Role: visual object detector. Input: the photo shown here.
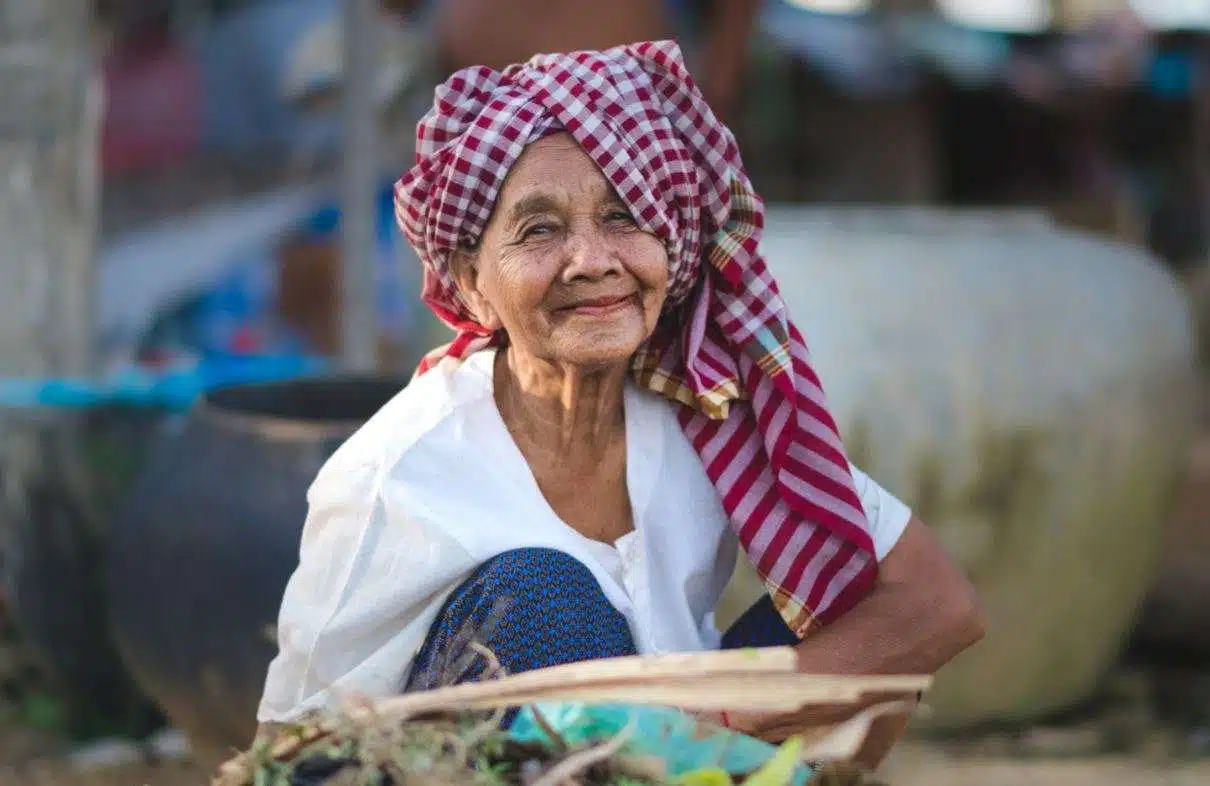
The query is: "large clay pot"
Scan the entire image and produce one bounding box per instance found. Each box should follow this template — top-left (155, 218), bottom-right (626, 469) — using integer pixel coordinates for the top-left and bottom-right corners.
top-left (0, 404), bottom-right (167, 738)
top-left (1126, 264), bottom-right (1210, 657)
top-left (716, 208), bottom-right (1200, 729)
top-left (105, 375), bottom-right (405, 762)
top-left (1142, 265), bottom-right (1210, 658)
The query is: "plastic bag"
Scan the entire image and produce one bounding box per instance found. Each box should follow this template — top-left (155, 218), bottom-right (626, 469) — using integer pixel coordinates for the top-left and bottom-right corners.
top-left (508, 702), bottom-right (816, 785)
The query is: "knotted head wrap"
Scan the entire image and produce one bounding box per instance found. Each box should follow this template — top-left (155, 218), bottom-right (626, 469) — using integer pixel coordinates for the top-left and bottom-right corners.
top-left (395, 40), bottom-right (876, 633)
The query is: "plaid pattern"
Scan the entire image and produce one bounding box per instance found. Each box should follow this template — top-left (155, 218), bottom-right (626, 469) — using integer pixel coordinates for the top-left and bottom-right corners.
top-left (394, 40), bottom-right (876, 633)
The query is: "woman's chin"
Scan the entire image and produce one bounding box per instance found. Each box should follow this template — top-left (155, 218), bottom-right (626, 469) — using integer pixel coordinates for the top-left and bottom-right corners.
top-left (545, 318), bottom-right (651, 369)
top-left (554, 346), bottom-right (640, 369)
top-left (549, 333), bottom-right (646, 369)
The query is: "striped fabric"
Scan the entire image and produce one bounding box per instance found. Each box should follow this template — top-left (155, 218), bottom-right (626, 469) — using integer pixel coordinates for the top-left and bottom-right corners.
top-left (394, 40), bottom-right (876, 633)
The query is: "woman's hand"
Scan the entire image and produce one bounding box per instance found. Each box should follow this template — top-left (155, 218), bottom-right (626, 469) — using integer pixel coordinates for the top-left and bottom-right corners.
top-left (692, 690), bottom-right (917, 747)
top-left (716, 697), bottom-right (909, 739)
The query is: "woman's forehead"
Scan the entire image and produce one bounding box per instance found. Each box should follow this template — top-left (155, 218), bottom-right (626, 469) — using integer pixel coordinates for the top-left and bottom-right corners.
top-left (498, 134), bottom-right (616, 206)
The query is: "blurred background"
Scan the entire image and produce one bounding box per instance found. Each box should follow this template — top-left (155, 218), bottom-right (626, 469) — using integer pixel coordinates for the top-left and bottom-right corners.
top-left (2, 0), bottom-right (1210, 784)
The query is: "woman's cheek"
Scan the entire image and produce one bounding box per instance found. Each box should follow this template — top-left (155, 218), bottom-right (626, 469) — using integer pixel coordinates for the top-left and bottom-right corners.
top-left (503, 258), bottom-right (559, 316)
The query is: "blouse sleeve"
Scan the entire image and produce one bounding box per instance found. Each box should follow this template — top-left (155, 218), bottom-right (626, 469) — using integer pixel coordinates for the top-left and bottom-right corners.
top-left (257, 455), bottom-right (477, 723)
top-left (848, 463), bottom-right (913, 562)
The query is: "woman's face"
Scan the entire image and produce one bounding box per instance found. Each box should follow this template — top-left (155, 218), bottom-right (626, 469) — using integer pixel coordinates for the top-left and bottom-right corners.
top-left (452, 133), bottom-right (669, 369)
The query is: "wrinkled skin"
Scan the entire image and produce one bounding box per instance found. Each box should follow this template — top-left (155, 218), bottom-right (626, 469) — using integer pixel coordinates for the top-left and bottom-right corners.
top-left (453, 134), bottom-right (670, 371)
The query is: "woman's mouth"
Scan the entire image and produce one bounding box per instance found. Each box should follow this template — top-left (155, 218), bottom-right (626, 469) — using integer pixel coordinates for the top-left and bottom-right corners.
top-left (560, 294), bottom-right (633, 317)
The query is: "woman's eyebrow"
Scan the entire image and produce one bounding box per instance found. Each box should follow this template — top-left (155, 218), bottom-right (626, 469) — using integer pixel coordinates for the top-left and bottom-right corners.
top-left (600, 191), bottom-right (629, 210)
top-left (505, 194), bottom-right (562, 228)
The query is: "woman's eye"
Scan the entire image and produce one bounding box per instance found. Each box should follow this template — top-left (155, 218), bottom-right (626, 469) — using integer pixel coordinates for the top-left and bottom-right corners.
top-left (520, 223), bottom-right (556, 240)
top-left (606, 210), bottom-right (635, 224)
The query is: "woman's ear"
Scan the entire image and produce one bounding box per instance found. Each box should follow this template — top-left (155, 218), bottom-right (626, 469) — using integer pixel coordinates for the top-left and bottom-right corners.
top-left (450, 247), bottom-right (502, 331)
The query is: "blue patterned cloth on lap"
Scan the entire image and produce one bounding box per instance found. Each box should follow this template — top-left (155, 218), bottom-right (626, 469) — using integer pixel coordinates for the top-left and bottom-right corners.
top-left (404, 546), bottom-right (796, 695)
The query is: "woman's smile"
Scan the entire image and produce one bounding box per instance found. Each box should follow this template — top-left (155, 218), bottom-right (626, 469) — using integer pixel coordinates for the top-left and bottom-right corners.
top-left (555, 293), bottom-right (637, 318)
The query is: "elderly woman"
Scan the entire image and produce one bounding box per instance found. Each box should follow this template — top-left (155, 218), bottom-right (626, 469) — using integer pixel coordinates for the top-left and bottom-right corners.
top-left (257, 41), bottom-right (983, 767)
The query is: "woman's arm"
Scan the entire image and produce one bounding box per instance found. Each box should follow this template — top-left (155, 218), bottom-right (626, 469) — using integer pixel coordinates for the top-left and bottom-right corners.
top-left (730, 518), bottom-right (984, 768)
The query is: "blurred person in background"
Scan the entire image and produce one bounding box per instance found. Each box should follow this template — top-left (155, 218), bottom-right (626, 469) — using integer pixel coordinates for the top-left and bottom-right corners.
top-left (380, 0), bottom-right (759, 122)
top-left (199, 0), bottom-right (347, 167)
top-left (96, 0), bottom-right (202, 177)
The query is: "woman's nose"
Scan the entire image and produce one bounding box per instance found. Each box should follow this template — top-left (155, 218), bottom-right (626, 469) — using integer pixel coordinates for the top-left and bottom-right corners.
top-left (562, 229), bottom-right (621, 281)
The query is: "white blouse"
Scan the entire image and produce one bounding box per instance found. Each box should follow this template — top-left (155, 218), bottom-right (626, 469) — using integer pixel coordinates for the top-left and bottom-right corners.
top-left (257, 348), bottom-right (913, 723)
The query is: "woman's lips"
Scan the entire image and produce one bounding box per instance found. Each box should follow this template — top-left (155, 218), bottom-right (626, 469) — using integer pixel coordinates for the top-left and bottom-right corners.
top-left (560, 294), bottom-right (633, 317)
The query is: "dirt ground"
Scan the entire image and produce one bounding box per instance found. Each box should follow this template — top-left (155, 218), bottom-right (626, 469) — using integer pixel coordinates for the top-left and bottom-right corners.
top-left (1, 744), bottom-right (1208, 786)
top-left (884, 744), bottom-right (1210, 786)
top-left (0, 727), bottom-right (1207, 786)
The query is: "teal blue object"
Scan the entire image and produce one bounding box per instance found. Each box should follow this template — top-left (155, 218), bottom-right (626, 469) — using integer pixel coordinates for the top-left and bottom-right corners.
top-left (509, 703), bottom-right (816, 785)
top-left (1148, 52), bottom-right (1197, 98)
top-left (0, 354), bottom-right (331, 413)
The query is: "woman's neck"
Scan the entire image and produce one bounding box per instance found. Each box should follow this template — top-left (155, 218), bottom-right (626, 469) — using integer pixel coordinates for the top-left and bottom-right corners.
top-left (493, 347), bottom-right (628, 457)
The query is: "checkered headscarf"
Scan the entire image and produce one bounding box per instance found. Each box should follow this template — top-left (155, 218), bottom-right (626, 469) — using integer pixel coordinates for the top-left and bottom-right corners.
top-left (395, 40), bottom-right (877, 633)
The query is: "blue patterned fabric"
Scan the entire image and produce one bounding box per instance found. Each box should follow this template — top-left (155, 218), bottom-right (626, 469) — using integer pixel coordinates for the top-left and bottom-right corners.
top-left (404, 547), bottom-right (796, 694)
top-left (720, 594), bottom-right (799, 650)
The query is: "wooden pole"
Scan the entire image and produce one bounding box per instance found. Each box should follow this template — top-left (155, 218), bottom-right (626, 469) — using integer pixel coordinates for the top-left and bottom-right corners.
top-left (340, 0), bottom-right (381, 372)
top-left (0, 0), bottom-right (98, 378)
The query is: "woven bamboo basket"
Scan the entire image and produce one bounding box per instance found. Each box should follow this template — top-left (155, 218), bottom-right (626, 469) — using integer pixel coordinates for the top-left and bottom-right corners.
top-left (214, 648), bottom-right (930, 786)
